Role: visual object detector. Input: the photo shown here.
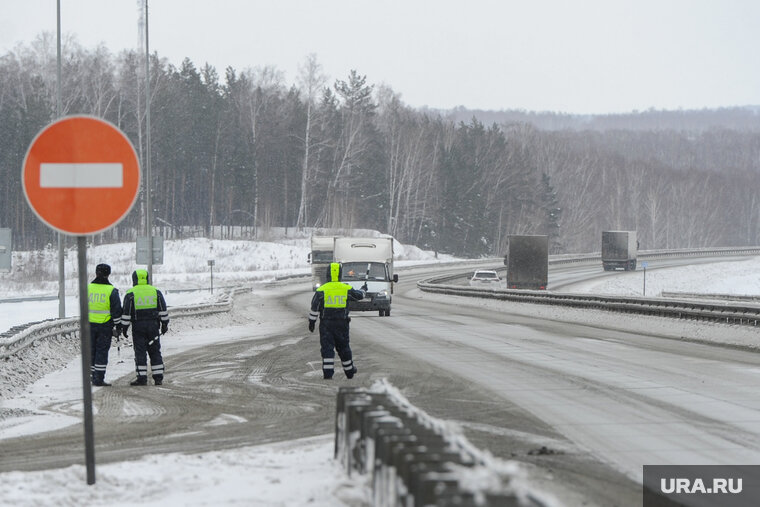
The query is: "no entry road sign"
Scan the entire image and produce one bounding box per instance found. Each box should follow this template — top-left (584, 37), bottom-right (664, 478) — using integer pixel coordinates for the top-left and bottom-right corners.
top-left (22, 115), bottom-right (141, 235)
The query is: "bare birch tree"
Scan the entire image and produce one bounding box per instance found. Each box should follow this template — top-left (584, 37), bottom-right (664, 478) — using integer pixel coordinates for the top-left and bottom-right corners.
top-left (295, 53), bottom-right (327, 228)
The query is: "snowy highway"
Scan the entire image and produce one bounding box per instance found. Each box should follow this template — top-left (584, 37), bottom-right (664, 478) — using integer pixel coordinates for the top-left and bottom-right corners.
top-left (3, 253), bottom-right (760, 506)
top-left (380, 267), bottom-right (760, 505)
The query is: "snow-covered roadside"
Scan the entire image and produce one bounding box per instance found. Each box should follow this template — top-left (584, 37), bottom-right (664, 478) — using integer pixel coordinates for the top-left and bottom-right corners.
top-left (414, 256), bottom-right (760, 351)
top-left (542, 255), bottom-right (760, 349)
top-left (567, 255), bottom-right (760, 298)
top-left (417, 287), bottom-right (760, 351)
top-left (0, 434), bottom-right (369, 507)
top-left (0, 286), bottom-right (375, 507)
top-left (0, 286), bottom-right (291, 415)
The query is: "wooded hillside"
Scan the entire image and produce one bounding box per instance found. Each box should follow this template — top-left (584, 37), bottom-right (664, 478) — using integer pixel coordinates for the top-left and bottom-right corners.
top-left (2, 37), bottom-right (759, 256)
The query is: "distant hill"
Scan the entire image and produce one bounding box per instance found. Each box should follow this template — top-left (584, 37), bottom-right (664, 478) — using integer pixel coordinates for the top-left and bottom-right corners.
top-left (434, 105), bottom-right (760, 132)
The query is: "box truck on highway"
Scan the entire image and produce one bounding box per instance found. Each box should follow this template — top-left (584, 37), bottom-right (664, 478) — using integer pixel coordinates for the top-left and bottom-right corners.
top-left (307, 235), bottom-right (337, 290)
top-left (333, 236), bottom-right (398, 316)
top-left (601, 230), bottom-right (637, 271)
top-left (505, 235), bottom-right (548, 290)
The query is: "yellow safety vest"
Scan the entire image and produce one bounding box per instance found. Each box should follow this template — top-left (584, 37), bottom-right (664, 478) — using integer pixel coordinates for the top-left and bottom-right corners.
top-left (318, 282), bottom-right (350, 308)
top-left (127, 284), bottom-right (158, 310)
top-left (88, 283), bottom-right (114, 324)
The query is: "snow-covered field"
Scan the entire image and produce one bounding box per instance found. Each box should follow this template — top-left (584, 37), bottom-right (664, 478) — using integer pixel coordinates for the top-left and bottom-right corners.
top-left (2, 237), bottom-right (759, 506)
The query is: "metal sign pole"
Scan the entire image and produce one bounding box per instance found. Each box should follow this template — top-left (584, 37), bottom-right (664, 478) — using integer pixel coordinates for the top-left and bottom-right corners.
top-left (642, 261), bottom-right (648, 296)
top-left (56, 0), bottom-right (65, 319)
top-left (144, 0), bottom-right (153, 283)
top-left (77, 236), bottom-right (96, 484)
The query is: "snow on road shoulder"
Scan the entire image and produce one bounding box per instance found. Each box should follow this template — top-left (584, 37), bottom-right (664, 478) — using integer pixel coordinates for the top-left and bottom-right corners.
top-left (568, 256), bottom-right (760, 297)
top-left (0, 434), bottom-right (370, 507)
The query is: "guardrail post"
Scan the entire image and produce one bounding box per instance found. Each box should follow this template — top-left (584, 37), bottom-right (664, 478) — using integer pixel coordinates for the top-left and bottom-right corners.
top-left (335, 384), bottom-right (550, 506)
top-left (335, 387), bottom-right (365, 460)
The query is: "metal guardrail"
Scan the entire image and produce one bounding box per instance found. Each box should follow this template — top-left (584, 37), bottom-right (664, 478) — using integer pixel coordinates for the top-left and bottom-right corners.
top-left (661, 291), bottom-right (760, 303)
top-left (0, 288), bottom-right (248, 360)
top-left (511, 246), bottom-right (760, 267)
top-left (418, 247), bottom-right (760, 327)
top-left (335, 382), bottom-right (551, 506)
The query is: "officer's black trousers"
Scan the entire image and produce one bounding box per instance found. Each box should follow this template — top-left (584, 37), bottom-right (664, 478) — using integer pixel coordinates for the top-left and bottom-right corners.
top-left (319, 318), bottom-right (354, 378)
top-left (132, 320), bottom-right (165, 381)
top-left (90, 323), bottom-right (113, 382)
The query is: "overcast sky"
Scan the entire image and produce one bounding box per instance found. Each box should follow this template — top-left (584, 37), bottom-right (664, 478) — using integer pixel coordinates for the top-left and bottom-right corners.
top-left (2, 0), bottom-right (759, 114)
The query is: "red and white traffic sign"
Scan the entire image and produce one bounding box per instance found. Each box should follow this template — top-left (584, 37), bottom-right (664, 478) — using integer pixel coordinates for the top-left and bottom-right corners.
top-left (22, 115), bottom-right (141, 235)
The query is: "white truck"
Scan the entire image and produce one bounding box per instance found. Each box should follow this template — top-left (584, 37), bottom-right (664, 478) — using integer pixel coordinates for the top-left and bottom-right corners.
top-left (333, 236), bottom-right (398, 316)
top-left (307, 235), bottom-right (337, 290)
top-left (601, 230), bottom-right (638, 271)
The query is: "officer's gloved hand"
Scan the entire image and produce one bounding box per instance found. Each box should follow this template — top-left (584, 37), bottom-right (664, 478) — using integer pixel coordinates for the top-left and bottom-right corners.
top-left (161, 322), bottom-right (169, 335)
top-left (112, 326), bottom-right (121, 338)
top-left (123, 326), bottom-right (129, 338)
top-left (308, 320), bottom-right (315, 333)
top-left (361, 282), bottom-right (368, 292)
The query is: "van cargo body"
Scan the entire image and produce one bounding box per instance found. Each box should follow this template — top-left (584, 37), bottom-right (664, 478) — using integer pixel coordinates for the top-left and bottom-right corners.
top-left (601, 231), bottom-right (637, 271)
top-left (506, 235), bottom-right (548, 290)
top-left (308, 235), bottom-right (337, 290)
top-left (333, 236), bottom-right (397, 316)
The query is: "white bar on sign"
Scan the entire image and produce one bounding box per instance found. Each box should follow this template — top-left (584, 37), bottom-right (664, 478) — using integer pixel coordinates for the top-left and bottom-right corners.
top-left (40, 163), bottom-right (123, 188)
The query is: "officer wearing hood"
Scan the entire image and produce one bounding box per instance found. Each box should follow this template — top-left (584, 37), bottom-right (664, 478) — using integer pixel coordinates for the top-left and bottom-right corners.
top-left (121, 269), bottom-right (169, 385)
top-left (308, 262), bottom-right (366, 379)
top-left (87, 263), bottom-right (122, 386)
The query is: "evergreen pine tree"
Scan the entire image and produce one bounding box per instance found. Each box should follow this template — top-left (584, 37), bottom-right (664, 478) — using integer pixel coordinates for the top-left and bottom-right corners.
top-left (541, 173), bottom-right (563, 253)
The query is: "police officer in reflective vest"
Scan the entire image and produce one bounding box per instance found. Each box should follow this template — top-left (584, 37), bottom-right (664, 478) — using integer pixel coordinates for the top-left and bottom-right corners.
top-left (308, 262), bottom-right (366, 379)
top-left (121, 269), bottom-right (169, 386)
top-left (87, 263), bottom-right (122, 386)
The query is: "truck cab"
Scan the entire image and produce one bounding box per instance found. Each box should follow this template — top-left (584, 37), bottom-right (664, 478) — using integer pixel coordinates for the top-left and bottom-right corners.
top-left (308, 235), bottom-right (336, 290)
top-left (333, 237), bottom-right (398, 316)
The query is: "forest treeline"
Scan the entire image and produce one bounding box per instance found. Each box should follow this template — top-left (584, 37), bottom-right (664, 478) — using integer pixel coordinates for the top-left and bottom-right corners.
top-left (2, 35), bottom-right (760, 256)
top-left (445, 105), bottom-right (760, 132)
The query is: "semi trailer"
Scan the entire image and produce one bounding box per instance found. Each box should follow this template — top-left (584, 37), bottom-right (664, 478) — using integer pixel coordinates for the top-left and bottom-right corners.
top-left (505, 235), bottom-right (548, 290)
top-left (601, 230), bottom-right (637, 271)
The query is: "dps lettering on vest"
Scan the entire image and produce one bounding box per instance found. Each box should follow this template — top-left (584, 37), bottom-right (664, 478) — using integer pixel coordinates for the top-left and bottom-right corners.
top-left (325, 294), bottom-right (346, 307)
top-left (88, 293), bottom-right (108, 304)
top-left (88, 283), bottom-right (115, 324)
top-left (136, 295), bottom-right (157, 308)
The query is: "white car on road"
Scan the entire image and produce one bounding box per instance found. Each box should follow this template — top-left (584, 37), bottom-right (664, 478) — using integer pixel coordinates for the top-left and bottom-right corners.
top-left (469, 269), bottom-right (501, 287)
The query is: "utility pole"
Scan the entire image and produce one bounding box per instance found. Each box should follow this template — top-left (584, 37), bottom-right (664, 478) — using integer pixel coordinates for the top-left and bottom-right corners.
top-left (144, 0), bottom-right (153, 281)
top-left (56, 0), bottom-right (65, 318)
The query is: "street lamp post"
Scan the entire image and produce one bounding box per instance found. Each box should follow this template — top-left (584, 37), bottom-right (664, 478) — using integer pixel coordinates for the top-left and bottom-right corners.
top-left (144, 0), bottom-right (153, 282)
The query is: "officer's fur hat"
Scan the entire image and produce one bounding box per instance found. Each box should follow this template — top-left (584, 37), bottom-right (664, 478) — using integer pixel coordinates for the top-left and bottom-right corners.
top-left (95, 263), bottom-right (111, 277)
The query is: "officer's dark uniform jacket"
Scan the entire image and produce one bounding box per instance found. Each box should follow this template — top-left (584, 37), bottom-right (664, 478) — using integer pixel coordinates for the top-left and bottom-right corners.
top-left (122, 269), bottom-right (169, 383)
top-left (309, 263), bottom-right (365, 379)
top-left (88, 273), bottom-right (122, 383)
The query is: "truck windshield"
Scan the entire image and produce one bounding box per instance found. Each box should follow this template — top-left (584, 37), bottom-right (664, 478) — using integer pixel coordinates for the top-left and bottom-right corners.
top-left (341, 262), bottom-right (387, 281)
top-left (311, 251), bottom-right (333, 263)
